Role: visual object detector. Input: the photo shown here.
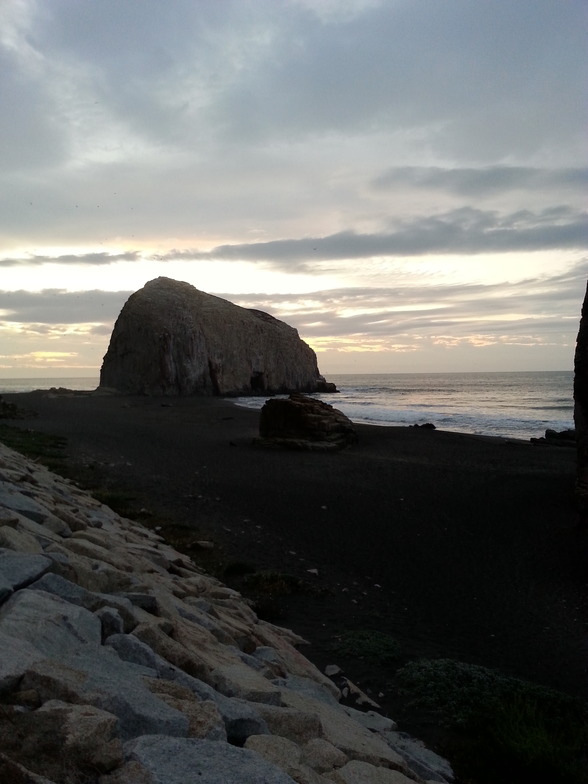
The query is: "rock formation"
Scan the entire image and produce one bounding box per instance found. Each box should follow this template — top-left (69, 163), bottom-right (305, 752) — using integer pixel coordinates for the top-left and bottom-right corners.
top-left (0, 441), bottom-right (454, 783)
top-left (258, 394), bottom-right (358, 451)
top-left (99, 278), bottom-right (335, 397)
top-left (574, 281), bottom-right (588, 517)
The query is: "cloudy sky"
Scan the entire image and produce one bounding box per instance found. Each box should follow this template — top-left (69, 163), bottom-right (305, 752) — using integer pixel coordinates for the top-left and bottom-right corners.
top-left (1, 0), bottom-right (586, 378)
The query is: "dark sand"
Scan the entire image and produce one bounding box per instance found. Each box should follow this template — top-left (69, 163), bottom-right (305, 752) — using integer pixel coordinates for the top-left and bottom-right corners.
top-left (3, 391), bottom-right (588, 719)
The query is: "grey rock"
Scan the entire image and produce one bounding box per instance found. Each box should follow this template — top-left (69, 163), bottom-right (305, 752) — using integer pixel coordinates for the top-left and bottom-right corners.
top-left (0, 630), bottom-right (44, 693)
top-left (302, 738), bottom-right (349, 773)
top-left (272, 674), bottom-right (341, 707)
top-left (8, 513), bottom-right (70, 545)
top-left (0, 484), bottom-right (51, 523)
top-left (175, 603), bottom-right (227, 636)
top-left (116, 735), bottom-right (297, 783)
top-left (0, 525), bottom-right (43, 553)
top-left (105, 633), bottom-right (269, 744)
top-left (0, 588), bottom-right (102, 654)
top-left (210, 662), bottom-right (282, 705)
top-left (116, 591), bottom-right (159, 614)
top-left (23, 646), bottom-right (189, 740)
top-left (0, 550), bottom-right (51, 593)
top-left (0, 573), bottom-right (12, 603)
top-left (29, 571), bottom-right (94, 605)
top-left (0, 755), bottom-right (58, 784)
top-left (255, 704), bottom-right (323, 745)
top-left (252, 646), bottom-right (283, 666)
top-left (383, 731), bottom-right (454, 783)
top-left (244, 735), bottom-right (325, 784)
top-left (96, 606), bottom-right (125, 638)
top-left (326, 759), bottom-right (415, 783)
top-left (99, 277), bottom-right (331, 396)
top-left (34, 700), bottom-right (124, 773)
top-left (343, 706), bottom-right (397, 733)
top-left (30, 572), bottom-right (138, 631)
top-left (106, 632), bottom-right (180, 680)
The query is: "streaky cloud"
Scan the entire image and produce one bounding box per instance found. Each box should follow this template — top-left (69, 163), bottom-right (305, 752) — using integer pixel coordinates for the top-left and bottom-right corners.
top-left (372, 166), bottom-right (588, 196)
top-left (160, 207), bottom-right (588, 268)
top-left (0, 289), bottom-right (129, 323)
top-left (0, 251), bottom-right (140, 267)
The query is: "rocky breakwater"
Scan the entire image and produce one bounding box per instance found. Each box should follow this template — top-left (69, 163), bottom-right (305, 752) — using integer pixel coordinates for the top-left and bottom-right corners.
top-left (99, 277), bottom-right (337, 397)
top-left (0, 440), bottom-right (453, 784)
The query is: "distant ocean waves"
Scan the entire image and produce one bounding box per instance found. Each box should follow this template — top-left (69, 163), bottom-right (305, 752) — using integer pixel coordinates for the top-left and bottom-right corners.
top-left (0, 377), bottom-right (99, 394)
top-left (235, 371), bottom-right (575, 441)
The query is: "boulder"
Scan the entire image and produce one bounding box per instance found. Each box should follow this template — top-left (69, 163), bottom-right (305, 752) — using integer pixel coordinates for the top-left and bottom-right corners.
top-left (99, 277), bottom-right (335, 396)
top-left (104, 735), bottom-right (298, 784)
top-left (258, 394), bottom-right (357, 450)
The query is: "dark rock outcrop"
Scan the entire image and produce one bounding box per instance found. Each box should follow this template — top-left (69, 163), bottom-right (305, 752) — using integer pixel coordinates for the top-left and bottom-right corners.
top-left (257, 394), bottom-right (357, 450)
top-left (99, 278), bottom-right (334, 396)
top-left (530, 428), bottom-right (575, 447)
top-left (574, 281), bottom-right (588, 515)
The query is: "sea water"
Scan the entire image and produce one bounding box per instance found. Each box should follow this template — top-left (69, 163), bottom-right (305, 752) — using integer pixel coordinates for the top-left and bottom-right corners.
top-left (0, 371), bottom-right (575, 442)
top-left (0, 377), bottom-right (100, 394)
top-left (235, 370), bottom-right (575, 441)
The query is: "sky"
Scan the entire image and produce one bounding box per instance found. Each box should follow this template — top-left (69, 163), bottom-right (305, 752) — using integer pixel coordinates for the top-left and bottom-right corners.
top-left (0, 0), bottom-right (586, 379)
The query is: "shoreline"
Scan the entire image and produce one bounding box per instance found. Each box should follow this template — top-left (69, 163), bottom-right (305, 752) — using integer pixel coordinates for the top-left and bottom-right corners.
top-left (0, 372), bottom-right (575, 442)
top-left (1, 390), bottom-right (587, 710)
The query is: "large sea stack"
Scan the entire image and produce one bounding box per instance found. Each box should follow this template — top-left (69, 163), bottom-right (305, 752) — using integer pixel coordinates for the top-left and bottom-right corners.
top-left (99, 277), bottom-right (335, 396)
top-left (574, 281), bottom-right (588, 516)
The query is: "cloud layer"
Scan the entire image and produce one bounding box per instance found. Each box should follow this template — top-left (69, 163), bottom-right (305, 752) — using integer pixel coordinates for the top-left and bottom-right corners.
top-left (0, 0), bottom-right (586, 373)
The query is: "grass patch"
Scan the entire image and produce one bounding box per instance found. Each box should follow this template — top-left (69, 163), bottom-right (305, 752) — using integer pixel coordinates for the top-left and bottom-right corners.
top-left (395, 658), bottom-right (588, 784)
top-left (330, 629), bottom-right (401, 666)
top-left (0, 396), bottom-right (37, 420)
top-left (243, 570), bottom-right (312, 596)
top-left (224, 569), bottom-right (326, 623)
top-left (222, 561), bottom-right (257, 579)
top-left (91, 489), bottom-right (140, 518)
top-left (0, 424), bottom-right (67, 471)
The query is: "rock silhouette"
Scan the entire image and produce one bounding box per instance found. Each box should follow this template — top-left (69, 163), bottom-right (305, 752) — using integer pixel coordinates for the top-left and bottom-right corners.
top-left (574, 280), bottom-right (588, 517)
top-left (99, 277), bottom-right (334, 396)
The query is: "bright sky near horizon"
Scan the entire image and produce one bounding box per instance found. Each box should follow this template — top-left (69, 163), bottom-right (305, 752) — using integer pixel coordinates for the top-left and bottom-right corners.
top-left (1, 0), bottom-right (586, 378)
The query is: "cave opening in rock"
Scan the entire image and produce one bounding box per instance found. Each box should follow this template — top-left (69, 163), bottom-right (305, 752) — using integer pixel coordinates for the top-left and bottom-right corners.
top-left (250, 371), bottom-right (265, 392)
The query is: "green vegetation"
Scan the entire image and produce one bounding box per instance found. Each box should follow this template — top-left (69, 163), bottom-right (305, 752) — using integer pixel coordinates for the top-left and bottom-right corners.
top-left (330, 629), bottom-right (401, 666)
top-left (395, 658), bottom-right (588, 784)
top-left (90, 489), bottom-right (140, 519)
top-left (221, 567), bottom-right (326, 623)
top-left (0, 396), bottom-right (37, 421)
top-left (243, 570), bottom-right (314, 596)
top-left (0, 424), bottom-right (67, 472)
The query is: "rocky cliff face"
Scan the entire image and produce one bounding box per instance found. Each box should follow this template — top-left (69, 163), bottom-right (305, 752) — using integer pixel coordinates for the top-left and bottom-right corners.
top-left (99, 278), bottom-right (332, 396)
top-left (574, 281), bottom-right (588, 516)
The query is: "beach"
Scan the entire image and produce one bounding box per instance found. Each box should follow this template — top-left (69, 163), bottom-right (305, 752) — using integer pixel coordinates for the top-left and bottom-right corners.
top-left (2, 390), bottom-right (587, 720)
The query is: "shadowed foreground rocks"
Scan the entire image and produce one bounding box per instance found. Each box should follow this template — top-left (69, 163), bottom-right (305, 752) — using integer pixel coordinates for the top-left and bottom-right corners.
top-left (0, 441), bottom-right (453, 784)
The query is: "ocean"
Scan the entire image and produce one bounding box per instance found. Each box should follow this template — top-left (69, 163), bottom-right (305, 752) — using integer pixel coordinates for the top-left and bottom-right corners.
top-left (235, 370), bottom-right (575, 442)
top-left (0, 371), bottom-right (575, 442)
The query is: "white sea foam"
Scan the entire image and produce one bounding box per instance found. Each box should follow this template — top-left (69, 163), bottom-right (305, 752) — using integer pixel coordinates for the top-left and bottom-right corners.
top-left (234, 371), bottom-right (575, 441)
